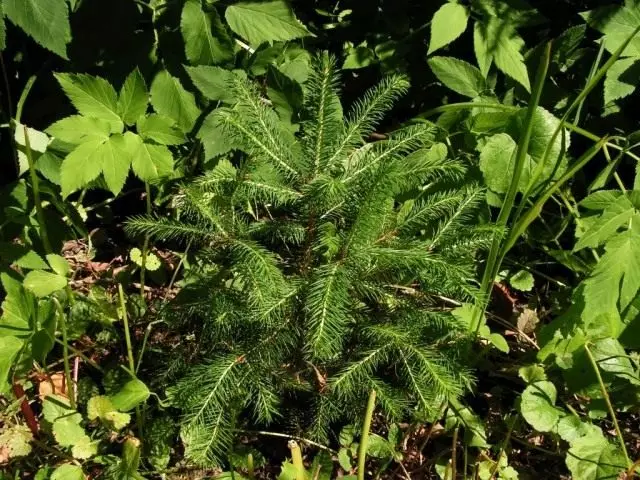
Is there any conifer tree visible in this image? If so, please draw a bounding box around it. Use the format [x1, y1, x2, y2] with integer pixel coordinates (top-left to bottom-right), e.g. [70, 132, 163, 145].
[126, 53, 491, 466]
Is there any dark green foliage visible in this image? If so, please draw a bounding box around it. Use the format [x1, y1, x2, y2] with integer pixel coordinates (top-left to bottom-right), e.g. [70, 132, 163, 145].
[126, 54, 490, 466]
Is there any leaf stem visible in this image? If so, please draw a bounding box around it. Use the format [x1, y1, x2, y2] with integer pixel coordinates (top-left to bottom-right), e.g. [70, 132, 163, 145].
[584, 342, 631, 467]
[52, 297, 75, 409]
[139, 183, 152, 301]
[23, 126, 52, 254]
[357, 389, 377, 480]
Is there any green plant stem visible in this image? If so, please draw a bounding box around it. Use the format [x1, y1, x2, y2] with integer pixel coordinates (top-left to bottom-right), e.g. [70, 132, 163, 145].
[289, 441, 305, 480]
[473, 42, 551, 335]
[451, 426, 459, 480]
[247, 453, 255, 480]
[139, 182, 152, 301]
[23, 126, 52, 254]
[16, 75, 37, 123]
[52, 298, 75, 410]
[584, 343, 631, 467]
[51, 338, 103, 372]
[573, 40, 605, 125]
[118, 284, 137, 373]
[136, 320, 164, 373]
[357, 389, 377, 480]
[489, 417, 517, 479]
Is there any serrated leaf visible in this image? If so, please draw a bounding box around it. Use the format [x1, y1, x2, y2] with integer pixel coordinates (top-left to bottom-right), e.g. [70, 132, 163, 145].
[509, 270, 534, 291]
[580, 190, 622, 211]
[54, 73, 124, 133]
[4, 0, 70, 58]
[46, 116, 111, 145]
[109, 378, 150, 411]
[0, 336, 23, 395]
[428, 56, 486, 98]
[520, 380, 561, 432]
[71, 439, 97, 459]
[480, 133, 527, 193]
[181, 0, 234, 65]
[555, 415, 597, 443]
[52, 411, 85, 446]
[100, 133, 136, 195]
[118, 69, 148, 126]
[46, 254, 69, 277]
[582, 4, 640, 57]
[575, 194, 635, 251]
[474, 18, 530, 91]
[130, 138, 174, 181]
[87, 396, 131, 430]
[0, 425, 33, 458]
[604, 57, 640, 112]
[0, 242, 48, 270]
[428, 3, 469, 55]
[23, 270, 67, 297]
[583, 220, 640, 318]
[186, 65, 246, 103]
[366, 433, 393, 459]
[51, 464, 85, 480]
[338, 448, 352, 471]
[150, 70, 200, 133]
[566, 430, 626, 480]
[60, 139, 106, 197]
[225, 1, 312, 47]
[137, 114, 185, 145]
[197, 109, 235, 160]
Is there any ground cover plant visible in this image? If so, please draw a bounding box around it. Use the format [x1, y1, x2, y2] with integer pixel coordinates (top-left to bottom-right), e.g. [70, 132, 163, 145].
[1, 0, 640, 479]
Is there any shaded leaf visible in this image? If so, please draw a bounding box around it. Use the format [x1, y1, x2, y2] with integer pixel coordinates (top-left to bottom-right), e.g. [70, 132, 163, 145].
[428, 56, 486, 98]
[150, 70, 200, 133]
[23, 270, 67, 297]
[428, 3, 469, 55]
[181, 0, 234, 65]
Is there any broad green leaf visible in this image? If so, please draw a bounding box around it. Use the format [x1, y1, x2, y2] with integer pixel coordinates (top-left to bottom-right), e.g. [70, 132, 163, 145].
[54, 73, 124, 133]
[474, 23, 492, 77]
[130, 137, 174, 181]
[71, 439, 98, 459]
[566, 430, 627, 480]
[181, 0, 234, 65]
[489, 333, 509, 353]
[479, 133, 529, 193]
[117, 68, 149, 125]
[60, 139, 106, 197]
[590, 337, 638, 383]
[366, 433, 393, 458]
[23, 270, 67, 297]
[100, 133, 136, 195]
[428, 56, 486, 98]
[198, 110, 235, 160]
[580, 190, 622, 211]
[50, 464, 85, 480]
[582, 4, 640, 57]
[555, 415, 599, 443]
[42, 395, 73, 423]
[46, 254, 69, 276]
[604, 57, 640, 112]
[343, 44, 376, 70]
[520, 380, 561, 432]
[447, 398, 489, 448]
[14, 123, 51, 175]
[225, 1, 312, 47]
[575, 195, 635, 251]
[4, 0, 70, 58]
[150, 70, 200, 133]
[509, 270, 534, 291]
[338, 448, 352, 471]
[186, 65, 246, 103]
[46, 116, 111, 145]
[52, 411, 86, 446]
[0, 242, 48, 270]
[518, 365, 546, 383]
[583, 220, 640, 317]
[474, 18, 530, 91]
[0, 336, 23, 394]
[0, 425, 33, 458]
[87, 395, 131, 430]
[0, 272, 34, 337]
[137, 114, 185, 145]
[428, 3, 469, 55]
[109, 378, 150, 411]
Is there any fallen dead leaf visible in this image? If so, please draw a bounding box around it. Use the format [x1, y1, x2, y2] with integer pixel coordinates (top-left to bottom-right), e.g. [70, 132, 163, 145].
[38, 372, 68, 400]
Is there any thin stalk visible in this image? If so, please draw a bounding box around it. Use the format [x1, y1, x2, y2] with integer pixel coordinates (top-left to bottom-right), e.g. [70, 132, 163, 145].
[357, 390, 377, 480]
[584, 343, 631, 467]
[463, 445, 468, 480]
[16, 75, 37, 123]
[139, 183, 152, 301]
[626, 458, 640, 478]
[23, 126, 52, 253]
[288, 440, 306, 480]
[474, 42, 551, 335]
[573, 40, 605, 125]
[451, 427, 459, 480]
[238, 430, 337, 454]
[52, 298, 75, 409]
[118, 284, 137, 373]
[488, 417, 517, 479]
[136, 320, 164, 373]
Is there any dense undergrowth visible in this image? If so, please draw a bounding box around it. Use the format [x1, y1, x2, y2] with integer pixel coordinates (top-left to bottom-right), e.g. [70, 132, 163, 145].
[1, 1, 640, 479]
